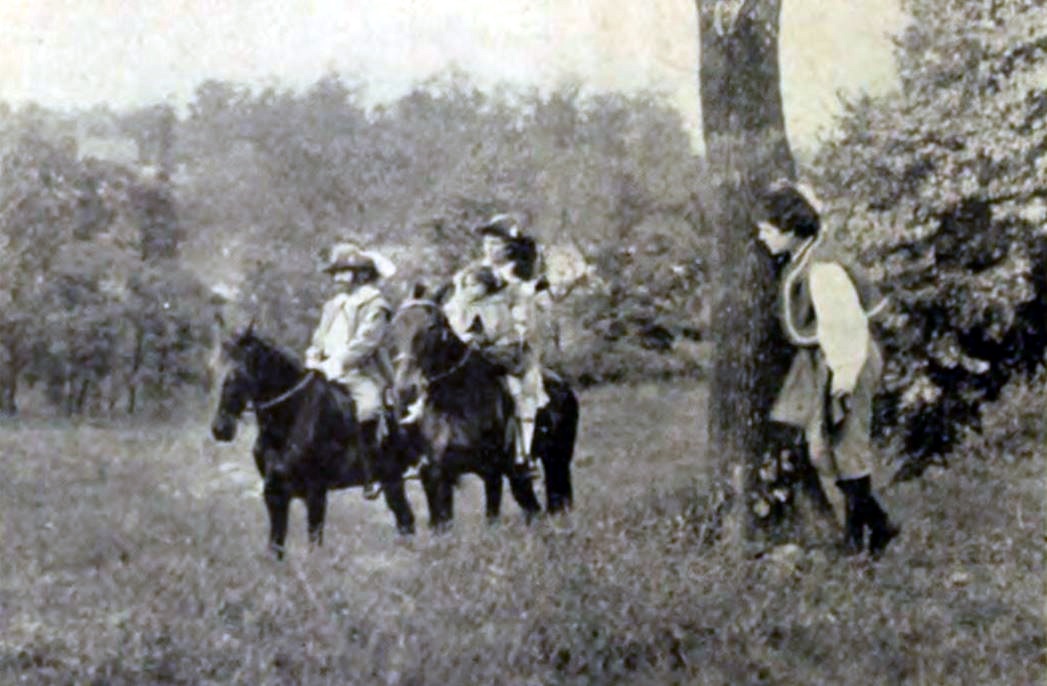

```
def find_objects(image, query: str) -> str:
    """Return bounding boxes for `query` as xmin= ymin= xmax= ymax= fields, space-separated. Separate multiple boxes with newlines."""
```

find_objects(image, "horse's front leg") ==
xmin=507 ymin=473 xmax=542 ymax=524
xmin=421 ymin=462 xmax=454 ymax=532
xmin=381 ymin=479 xmax=415 ymax=536
xmin=373 ymin=422 xmax=416 ymax=536
xmin=263 ymin=478 xmax=291 ymax=559
xmin=305 ymin=486 xmax=327 ymax=547
xmin=483 ymin=471 xmax=504 ymax=524
xmin=420 ymin=428 xmax=455 ymax=532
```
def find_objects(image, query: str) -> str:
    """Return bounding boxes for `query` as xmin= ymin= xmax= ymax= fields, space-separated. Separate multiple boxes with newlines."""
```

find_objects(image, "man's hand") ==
xmin=829 ymin=389 xmax=852 ymax=427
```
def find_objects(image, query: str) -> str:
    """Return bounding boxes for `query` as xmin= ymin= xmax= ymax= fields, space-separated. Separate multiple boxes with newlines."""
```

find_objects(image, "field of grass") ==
xmin=1 ymin=381 xmax=1043 ymax=684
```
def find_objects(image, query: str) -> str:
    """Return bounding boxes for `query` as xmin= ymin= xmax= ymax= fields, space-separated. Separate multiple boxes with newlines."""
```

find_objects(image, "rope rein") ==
xmin=252 ymin=370 xmax=317 ymax=411
xmin=391 ymin=298 xmax=473 ymax=384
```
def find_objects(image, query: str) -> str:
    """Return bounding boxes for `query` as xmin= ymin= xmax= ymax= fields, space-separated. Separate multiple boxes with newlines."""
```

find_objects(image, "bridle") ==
xmin=251 ymin=370 xmax=317 ymax=412
xmin=219 ymin=332 xmax=317 ymax=416
xmin=391 ymin=298 xmax=473 ymax=384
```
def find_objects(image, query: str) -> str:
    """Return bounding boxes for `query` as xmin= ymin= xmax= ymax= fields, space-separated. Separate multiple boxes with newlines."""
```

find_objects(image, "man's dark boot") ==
xmin=865 ymin=494 xmax=901 ymax=556
xmin=837 ymin=476 xmax=900 ymax=556
xmin=359 ymin=419 xmax=382 ymax=501
xmin=836 ymin=478 xmax=866 ymax=554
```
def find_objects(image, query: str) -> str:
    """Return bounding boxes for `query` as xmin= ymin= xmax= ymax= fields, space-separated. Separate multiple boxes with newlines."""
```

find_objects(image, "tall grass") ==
xmin=1 ymin=383 xmax=1043 ymax=684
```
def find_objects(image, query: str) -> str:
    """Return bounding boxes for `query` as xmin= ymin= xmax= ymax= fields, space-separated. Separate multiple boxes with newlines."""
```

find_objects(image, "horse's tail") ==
xmin=538 ymin=376 xmax=579 ymax=512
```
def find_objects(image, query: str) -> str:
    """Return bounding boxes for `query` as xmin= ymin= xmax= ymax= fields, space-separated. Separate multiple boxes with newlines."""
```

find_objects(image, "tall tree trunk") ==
xmin=0 ymin=334 xmax=21 ymax=417
xmin=127 ymin=326 xmax=144 ymax=415
xmin=0 ymin=348 xmax=17 ymax=417
xmin=696 ymin=0 xmax=818 ymax=543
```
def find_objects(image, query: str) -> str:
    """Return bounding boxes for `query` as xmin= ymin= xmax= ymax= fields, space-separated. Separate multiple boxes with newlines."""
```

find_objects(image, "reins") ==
xmin=392 ymin=298 xmax=473 ymax=384
xmin=251 ymin=370 xmax=317 ymax=412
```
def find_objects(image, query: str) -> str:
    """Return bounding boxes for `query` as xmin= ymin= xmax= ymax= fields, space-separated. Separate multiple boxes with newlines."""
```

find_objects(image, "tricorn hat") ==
xmin=475 ymin=213 xmax=521 ymax=241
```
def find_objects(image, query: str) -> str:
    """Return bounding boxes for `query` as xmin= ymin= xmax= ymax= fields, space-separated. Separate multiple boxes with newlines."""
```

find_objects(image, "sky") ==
xmin=0 ymin=1 xmax=907 ymax=151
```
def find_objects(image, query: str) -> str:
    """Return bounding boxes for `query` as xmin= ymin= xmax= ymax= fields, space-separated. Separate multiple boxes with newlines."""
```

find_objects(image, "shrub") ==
xmin=813 ymin=0 xmax=1047 ymax=475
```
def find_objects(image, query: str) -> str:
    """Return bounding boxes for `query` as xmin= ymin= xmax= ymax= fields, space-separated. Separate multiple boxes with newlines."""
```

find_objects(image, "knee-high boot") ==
xmin=359 ymin=419 xmax=382 ymax=500
xmin=864 ymin=489 xmax=901 ymax=556
xmin=836 ymin=477 xmax=867 ymax=553
xmin=837 ymin=476 xmax=900 ymax=555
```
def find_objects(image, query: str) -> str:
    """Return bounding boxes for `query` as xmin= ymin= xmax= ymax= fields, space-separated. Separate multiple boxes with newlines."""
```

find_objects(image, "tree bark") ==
xmin=0 ymin=333 xmax=21 ymax=416
xmin=696 ymin=0 xmax=815 ymax=543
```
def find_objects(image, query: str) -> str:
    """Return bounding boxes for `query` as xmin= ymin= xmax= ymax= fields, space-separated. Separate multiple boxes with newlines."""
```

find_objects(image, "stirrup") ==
xmin=401 ymin=398 xmax=425 ymax=425
xmin=363 ymin=482 xmax=383 ymax=500
xmin=513 ymin=456 xmax=540 ymax=480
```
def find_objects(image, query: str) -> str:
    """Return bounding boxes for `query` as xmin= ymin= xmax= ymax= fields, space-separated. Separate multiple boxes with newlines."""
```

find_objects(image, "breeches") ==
xmin=337 ymin=371 xmax=384 ymax=422
xmin=504 ymin=363 xmax=548 ymax=418
xmin=805 ymin=362 xmax=877 ymax=482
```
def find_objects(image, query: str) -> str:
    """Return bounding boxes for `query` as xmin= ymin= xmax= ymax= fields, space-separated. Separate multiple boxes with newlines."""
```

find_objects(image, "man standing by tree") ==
xmin=756 ymin=180 xmax=900 ymax=555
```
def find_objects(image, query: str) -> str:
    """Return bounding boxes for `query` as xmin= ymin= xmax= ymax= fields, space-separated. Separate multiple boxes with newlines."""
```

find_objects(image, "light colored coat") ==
xmin=444 ymin=261 xmax=548 ymax=415
xmin=770 ymin=237 xmax=887 ymax=482
xmin=305 ymin=283 xmax=392 ymax=421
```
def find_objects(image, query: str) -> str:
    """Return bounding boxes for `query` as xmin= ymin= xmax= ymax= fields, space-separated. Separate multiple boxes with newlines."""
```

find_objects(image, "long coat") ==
xmin=770 ymin=237 xmax=887 ymax=482
xmin=444 ymin=261 xmax=549 ymax=416
xmin=305 ymin=283 xmax=392 ymax=422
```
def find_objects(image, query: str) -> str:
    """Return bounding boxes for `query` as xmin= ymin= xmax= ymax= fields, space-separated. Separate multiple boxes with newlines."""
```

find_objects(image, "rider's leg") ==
xmin=504 ymin=376 xmax=533 ymax=470
xmin=347 ymin=376 xmax=386 ymax=501
xmin=359 ymin=418 xmax=383 ymax=500
xmin=520 ymin=411 xmax=537 ymax=466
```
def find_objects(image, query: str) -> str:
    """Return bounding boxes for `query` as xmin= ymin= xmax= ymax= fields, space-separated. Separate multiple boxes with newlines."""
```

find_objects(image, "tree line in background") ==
xmin=2 ymin=0 xmax=1046 ymax=483
xmin=0 ymin=75 xmax=709 ymax=418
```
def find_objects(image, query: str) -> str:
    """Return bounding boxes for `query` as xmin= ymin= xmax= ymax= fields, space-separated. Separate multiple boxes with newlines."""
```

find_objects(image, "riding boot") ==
xmin=359 ymin=419 xmax=383 ymax=500
xmin=865 ymin=490 xmax=901 ymax=557
xmin=836 ymin=478 xmax=866 ymax=554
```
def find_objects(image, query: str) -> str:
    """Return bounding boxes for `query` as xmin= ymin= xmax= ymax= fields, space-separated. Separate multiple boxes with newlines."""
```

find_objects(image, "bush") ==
xmin=813 ymin=0 xmax=1047 ymax=475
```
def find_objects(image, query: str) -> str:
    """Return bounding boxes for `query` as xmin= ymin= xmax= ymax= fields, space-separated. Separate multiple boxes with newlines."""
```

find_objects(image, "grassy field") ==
xmin=1 ymin=381 xmax=1043 ymax=684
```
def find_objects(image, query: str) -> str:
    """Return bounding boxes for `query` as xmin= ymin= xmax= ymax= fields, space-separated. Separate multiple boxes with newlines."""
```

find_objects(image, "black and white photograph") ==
xmin=1 ymin=1 xmax=1044 ymax=683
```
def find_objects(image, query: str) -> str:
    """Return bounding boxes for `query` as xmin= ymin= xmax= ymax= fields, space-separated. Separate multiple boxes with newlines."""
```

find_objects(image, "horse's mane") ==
xmin=241 ymin=330 xmax=305 ymax=376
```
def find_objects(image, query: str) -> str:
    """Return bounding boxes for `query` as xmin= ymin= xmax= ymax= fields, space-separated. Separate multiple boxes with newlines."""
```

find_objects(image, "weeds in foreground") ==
xmin=1 ymin=383 xmax=1043 ymax=684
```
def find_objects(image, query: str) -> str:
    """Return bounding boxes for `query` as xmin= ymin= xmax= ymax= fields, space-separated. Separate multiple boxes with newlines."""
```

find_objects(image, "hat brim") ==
xmin=476 ymin=225 xmax=516 ymax=241
xmin=321 ymin=252 xmax=397 ymax=279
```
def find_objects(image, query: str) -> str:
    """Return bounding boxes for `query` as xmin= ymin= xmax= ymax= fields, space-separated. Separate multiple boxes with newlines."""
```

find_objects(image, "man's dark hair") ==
xmin=506 ymin=235 xmax=538 ymax=280
xmin=762 ymin=181 xmax=820 ymax=238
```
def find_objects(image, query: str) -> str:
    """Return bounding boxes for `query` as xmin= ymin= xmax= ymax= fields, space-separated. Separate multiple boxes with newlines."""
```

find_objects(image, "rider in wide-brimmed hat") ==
xmin=756 ymin=180 xmax=899 ymax=556
xmin=443 ymin=213 xmax=549 ymax=477
xmin=306 ymin=241 xmax=397 ymax=500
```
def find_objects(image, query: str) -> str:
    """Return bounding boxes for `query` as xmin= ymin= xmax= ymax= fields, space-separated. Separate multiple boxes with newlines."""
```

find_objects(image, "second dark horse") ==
xmin=389 ymin=296 xmax=579 ymax=530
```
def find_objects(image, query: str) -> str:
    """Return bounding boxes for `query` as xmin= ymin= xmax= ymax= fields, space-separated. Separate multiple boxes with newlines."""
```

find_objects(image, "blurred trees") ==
xmin=0 ymin=73 xmax=709 ymax=417
xmin=0 ymin=114 xmax=213 ymax=418
xmin=175 ymin=74 xmax=708 ymax=368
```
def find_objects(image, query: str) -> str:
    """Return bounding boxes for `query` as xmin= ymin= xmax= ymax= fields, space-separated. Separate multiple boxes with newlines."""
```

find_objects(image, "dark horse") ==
xmin=210 ymin=325 xmax=416 ymax=557
xmin=388 ymin=297 xmax=579 ymax=530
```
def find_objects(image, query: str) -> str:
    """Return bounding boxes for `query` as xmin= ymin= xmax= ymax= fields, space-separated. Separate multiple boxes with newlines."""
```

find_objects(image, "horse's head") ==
xmin=209 ymin=320 xmax=305 ymax=441
xmin=387 ymin=284 xmax=457 ymax=413
xmin=210 ymin=322 xmax=260 ymax=442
